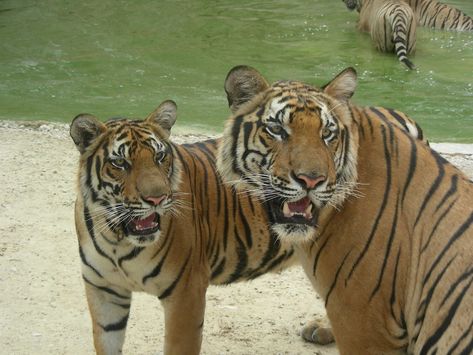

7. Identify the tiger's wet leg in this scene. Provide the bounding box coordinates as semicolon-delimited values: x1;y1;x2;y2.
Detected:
301;319;335;345
84;280;132;355
161;282;207;355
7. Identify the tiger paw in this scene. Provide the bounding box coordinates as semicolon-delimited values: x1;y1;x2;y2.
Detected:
300;319;335;345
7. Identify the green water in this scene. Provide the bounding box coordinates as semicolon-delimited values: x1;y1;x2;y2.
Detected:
0;0;472;142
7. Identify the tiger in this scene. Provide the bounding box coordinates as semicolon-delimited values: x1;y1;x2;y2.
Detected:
70;100;339;354
343;0;417;69
404;0;473;31
70;93;426;354
217;65;473;354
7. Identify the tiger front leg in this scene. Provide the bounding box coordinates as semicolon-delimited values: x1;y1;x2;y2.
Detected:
161;283;207;355
84;278;132;355
301;318;335;345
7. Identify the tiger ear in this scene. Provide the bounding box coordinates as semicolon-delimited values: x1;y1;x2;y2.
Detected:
145;100;177;136
224;65;270;113
70;114;106;154
322;67;357;102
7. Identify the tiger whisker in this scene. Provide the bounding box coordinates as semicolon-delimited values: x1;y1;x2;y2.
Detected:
85;206;128;220
87;210;128;227
328;101;344;115
171;201;193;212
93;212;129;235
172;191;191;197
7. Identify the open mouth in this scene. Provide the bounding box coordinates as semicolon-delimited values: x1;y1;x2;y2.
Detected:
268;196;318;226
124;212;160;236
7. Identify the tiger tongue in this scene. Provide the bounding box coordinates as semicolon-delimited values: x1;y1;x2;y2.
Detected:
281;197;313;220
287;197;311;213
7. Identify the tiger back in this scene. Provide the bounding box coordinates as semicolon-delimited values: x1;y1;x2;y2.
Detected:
217;65;473;354
404;0;473;31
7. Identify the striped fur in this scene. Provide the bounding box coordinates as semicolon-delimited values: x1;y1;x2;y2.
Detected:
404;0;473;31
217;65;473;354
70;100;306;354
344;0;417;69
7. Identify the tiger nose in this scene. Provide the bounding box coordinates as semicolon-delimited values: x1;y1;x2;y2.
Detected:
144;194;167;206
296;173;326;189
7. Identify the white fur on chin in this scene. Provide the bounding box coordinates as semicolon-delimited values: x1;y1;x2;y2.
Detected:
271;224;317;244
128;231;161;247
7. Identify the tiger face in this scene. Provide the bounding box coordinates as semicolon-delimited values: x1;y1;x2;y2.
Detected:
218;66;358;241
70;100;180;246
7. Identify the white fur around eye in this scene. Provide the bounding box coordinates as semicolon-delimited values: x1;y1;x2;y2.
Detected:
155;151;166;164
110;156;129;170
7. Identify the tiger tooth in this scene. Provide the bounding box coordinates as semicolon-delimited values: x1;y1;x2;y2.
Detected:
304;204;313;219
283;202;292;218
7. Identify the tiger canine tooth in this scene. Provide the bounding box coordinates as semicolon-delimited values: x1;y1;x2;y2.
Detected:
305;204;313;219
283;202;292;217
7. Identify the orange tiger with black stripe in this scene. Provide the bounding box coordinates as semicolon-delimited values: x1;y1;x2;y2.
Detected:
405;0;473;31
343;0;417;69
70;101;301;354
217;65;473;354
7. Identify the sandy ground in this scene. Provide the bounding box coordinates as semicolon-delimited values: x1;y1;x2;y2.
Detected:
1;121;472;355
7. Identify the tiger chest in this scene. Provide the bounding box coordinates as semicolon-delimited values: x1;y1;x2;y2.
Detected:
79;238;171;295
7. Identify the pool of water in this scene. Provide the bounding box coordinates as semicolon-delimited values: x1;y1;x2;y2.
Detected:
0;0;472;142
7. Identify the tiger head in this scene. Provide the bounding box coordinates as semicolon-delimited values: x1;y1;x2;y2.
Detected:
217;66;359;242
342;0;362;12
70;100;181;246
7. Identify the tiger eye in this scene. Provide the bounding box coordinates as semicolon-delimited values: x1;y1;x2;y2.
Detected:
111;157;127;169
266;124;284;137
322;127;331;139
271;125;282;134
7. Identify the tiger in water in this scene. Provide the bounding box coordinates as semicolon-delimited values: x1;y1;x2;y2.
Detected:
343;0;417;69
